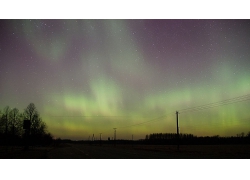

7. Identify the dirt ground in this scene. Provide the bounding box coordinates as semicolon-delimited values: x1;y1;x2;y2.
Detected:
128;144;250;158
1;144;250;159
0;146;51;159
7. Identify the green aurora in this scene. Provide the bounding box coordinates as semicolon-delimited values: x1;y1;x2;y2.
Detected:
0;19;250;140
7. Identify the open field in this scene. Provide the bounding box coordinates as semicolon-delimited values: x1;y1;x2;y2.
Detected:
1;143;250;159
0;146;50;159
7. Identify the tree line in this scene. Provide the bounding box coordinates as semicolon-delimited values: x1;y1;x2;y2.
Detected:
0;103;52;146
145;132;195;140
144;132;250;145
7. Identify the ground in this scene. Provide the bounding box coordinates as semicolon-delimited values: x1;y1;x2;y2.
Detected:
1;143;250;159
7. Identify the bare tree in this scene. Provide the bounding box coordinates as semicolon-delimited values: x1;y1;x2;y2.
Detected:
0;113;5;134
24;103;47;136
241;132;245;137
9;108;23;136
30;111;47;135
24;103;37;121
2;106;11;134
1;103;52;146
247;131;250;138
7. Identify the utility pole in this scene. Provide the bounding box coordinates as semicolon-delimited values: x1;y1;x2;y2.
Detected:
100;133;102;146
176;111;179;150
23;119;31;150
88;135;91;145
132;134;134;147
113;128;116;146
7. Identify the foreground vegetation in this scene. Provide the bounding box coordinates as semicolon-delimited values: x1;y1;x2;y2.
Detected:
0;103;53;146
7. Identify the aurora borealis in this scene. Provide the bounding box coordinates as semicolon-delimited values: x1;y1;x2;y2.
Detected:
1;19;250;140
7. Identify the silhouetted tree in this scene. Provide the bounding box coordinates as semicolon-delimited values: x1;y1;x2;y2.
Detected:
247;131;250;138
0;114;5;134
1;106;11;134
0;104;52;146
9;108;23;136
24;103;37;122
24;103;47;136
241;132;245;137
30;111;47;136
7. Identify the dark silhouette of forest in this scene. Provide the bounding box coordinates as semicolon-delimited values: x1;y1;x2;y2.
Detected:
143;132;250;145
0;103;53;147
55;132;250;146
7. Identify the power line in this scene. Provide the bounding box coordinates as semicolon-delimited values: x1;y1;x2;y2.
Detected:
180;117;250;128
118;94;250;130
179;94;250;114
180;94;250;112
48;93;250;139
51;116;131;118
90;113;175;138
118;113;174;129
89;94;250;130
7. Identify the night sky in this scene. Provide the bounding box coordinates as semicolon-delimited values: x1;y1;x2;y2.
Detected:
1;19;250;140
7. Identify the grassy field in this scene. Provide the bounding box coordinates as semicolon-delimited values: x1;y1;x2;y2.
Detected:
128;144;250;158
1;144;250;159
0;146;52;159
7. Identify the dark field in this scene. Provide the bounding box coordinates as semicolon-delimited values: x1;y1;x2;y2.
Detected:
1;143;250;159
